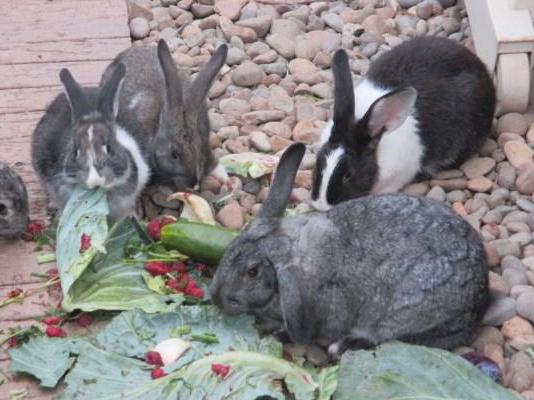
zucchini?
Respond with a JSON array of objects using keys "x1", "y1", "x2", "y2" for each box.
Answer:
[{"x1": 160, "y1": 219, "x2": 239, "y2": 265}]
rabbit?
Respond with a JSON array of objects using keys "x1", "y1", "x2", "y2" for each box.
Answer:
[
  {"x1": 0, "y1": 162, "x2": 29, "y2": 238},
  {"x1": 32, "y1": 63, "x2": 151, "y2": 220},
  {"x1": 311, "y1": 36, "x2": 496, "y2": 211},
  {"x1": 211, "y1": 142, "x2": 489, "y2": 356},
  {"x1": 100, "y1": 40, "x2": 229, "y2": 190}
]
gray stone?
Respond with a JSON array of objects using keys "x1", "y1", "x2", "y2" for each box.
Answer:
[
  {"x1": 249, "y1": 131, "x2": 272, "y2": 152},
  {"x1": 482, "y1": 296, "x2": 517, "y2": 326},
  {"x1": 232, "y1": 62, "x2": 264, "y2": 87},
  {"x1": 129, "y1": 17, "x2": 150, "y2": 39},
  {"x1": 426, "y1": 186, "x2": 446, "y2": 202},
  {"x1": 517, "y1": 292, "x2": 534, "y2": 323},
  {"x1": 491, "y1": 238, "x2": 521, "y2": 257},
  {"x1": 323, "y1": 13, "x2": 343, "y2": 33}
]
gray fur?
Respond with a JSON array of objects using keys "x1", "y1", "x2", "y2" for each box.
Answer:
[
  {"x1": 32, "y1": 65, "x2": 150, "y2": 220},
  {"x1": 101, "y1": 41, "x2": 228, "y2": 189},
  {"x1": 211, "y1": 143, "x2": 489, "y2": 354},
  {"x1": 0, "y1": 162, "x2": 28, "y2": 238}
]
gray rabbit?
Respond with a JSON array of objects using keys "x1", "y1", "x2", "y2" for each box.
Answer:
[
  {"x1": 0, "y1": 163, "x2": 28, "y2": 238},
  {"x1": 211, "y1": 143, "x2": 489, "y2": 355},
  {"x1": 101, "y1": 40, "x2": 228, "y2": 189},
  {"x1": 32, "y1": 64, "x2": 151, "y2": 220}
]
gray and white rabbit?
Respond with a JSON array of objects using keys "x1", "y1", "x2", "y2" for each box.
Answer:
[
  {"x1": 32, "y1": 63, "x2": 151, "y2": 220},
  {"x1": 311, "y1": 36, "x2": 496, "y2": 211},
  {"x1": 0, "y1": 162, "x2": 28, "y2": 238},
  {"x1": 211, "y1": 142, "x2": 489, "y2": 355},
  {"x1": 101, "y1": 40, "x2": 228, "y2": 189}
]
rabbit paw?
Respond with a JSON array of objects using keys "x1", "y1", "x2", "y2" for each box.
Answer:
[{"x1": 328, "y1": 333, "x2": 377, "y2": 359}]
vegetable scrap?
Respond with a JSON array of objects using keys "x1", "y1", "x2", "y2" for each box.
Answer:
[
  {"x1": 79, "y1": 233, "x2": 91, "y2": 253},
  {"x1": 45, "y1": 326, "x2": 66, "y2": 338},
  {"x1": 211, "y1": 363, "x2": 230, "y2": 379}
]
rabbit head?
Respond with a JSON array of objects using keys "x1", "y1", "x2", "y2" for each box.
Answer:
[
  {"x1": 59, "y1": 64, "x2": 133, "y2": 192},
  {"x1": 311, "y1": 49, "x2": 417, "y2": 211},
  {"x1": 0, "y1": 163, "x2": 29, "y2": 238},
  {"x1": 151, "y1": 40, "x2": 227, "y2": 189},
  {"x1": 210, "y1": 143, "x2": 309, "y2": 338}
]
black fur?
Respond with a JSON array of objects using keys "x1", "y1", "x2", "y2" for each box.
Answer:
[{"x1": 312, "y1": 36, "x2": 496, "y2": 209}]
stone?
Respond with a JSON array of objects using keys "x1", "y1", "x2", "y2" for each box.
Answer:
[
  {"x1": 497, "y1": 112, "x2": 529, "y2": 136},
  {"x1": 426, "y1": 185, "x2": 446, "y2": 202},
  {"x1": 191, "y1": 3, "x2": 214, "y2": 18},
  {"x1": 502, "y1": 316, "x2": 534, "y2": 339},
  {"x1": 249, "y1": 131, "x2": 272, "y2": 152},
  {"x1": 226, "y1": 47, "x2": 246, "y2": 65},
  {"x1": 504, "y1": 141, "x2": 534, "y2": 170},
  {"x1": 217, "y1": 126, "x2": 239, "y2": 140},
  {"x1": 243, "y1": 110, "x2": 285, "y2": 124},
  {"x1": 472, "y1": 326, "x2": 505, "y2": 352},
  {"x1": 219, "y1": 98, "x2": 251, "y2": 117},
  {"x1": 288, "y1": 58, "x2": 317, "y2": 75},
  {"x1": 220, "y1": 17, "x2": 257, "y2": 43},
  {"x1": 398, "y1": 0, "x2": 422, "y2": 7},
  {"x1": 517, "y1": 292, "x2": 534, "y2": 323},
  {"x1": 266, "y1": 34, "x2": 296, "y2": 59},
  {"x1": 224, "y1": 138, "x2": 249, "y2": 153},
  {"x1": 295, "y1": 37, "x2": 321, "y2": 60},
  {"x1": 489, "y1": 271, "x2": 510, "y2": 297},
  {"x1": 236, "y1": 16, "x2": 272, "y2": 38},
  {"x1": 214, "y1": 0, "x2": 246, "y2": 20},
  {"x1": 253, "y1": 49, "x2": 277, "y2": 64},
  {"x1": 503, "y1": 267, "x2": 529, "y2": 287},
  {"x1": 295, "y1": 170, "x2": 312, "y2": 189},
  {"x1": 491, "y1": 238, "x2": 521, "y2": 257},
  {"x1": 263, "y1": 122, "x2": 292, "y2": 139},
  {"x1": 270, "y1": 135, "x2": 293, "y2": 152},
  {"x1": 269, "y1": 86, "x2": 293, "y2": 114},
  {"x1": 497, "y1": 163, "x2": 516, "y2": 189},
  {"x1": 216, "y1": 201, "x2": 244, "y2": 229},
  {"x1": 362, "y1": 14, "x2": 389, "y2": 34},
  {"x1": 404, "y1": 182, "x2": 429, "y2": 196},
  {"x1": 416, "y1": 0, "x2": 433, "y2": 19},
  {"x1": 517, "y1": 166, "x2": 534, "y2": 195},
  {"x1": 429, "y1": 178, "x2": 467, "y2": 190},
  {"x1": 460, "y1": 157, "x2": 495, "y2": 178},
  {"x1": 270, "y1": 18, "x2": 301, "y2": 36},
  {"x1": 306, "y1": 344, "x2": 328, "y2": 366},
  {"x1": 261, "y1": 62, "x2": 288, "y2": 76},
  {"x1": 323, "y1": 13, "x2": 343, "y2": 33},
  {"x1": 482, "y1": 296, "x2": 516, "y2": 326},
  {"x1": 442, "y1": 17, "x2": 460, "y2": 34},
  {"x1": 467, "y1": 177, "x2": 492, "y2": 193},
  {"x1": 305, "y1": 30, "x2": 341, "y2": 53},
  {"x1": 509, "y1": 352, "x2": 534, "y2": 392},
  {"x1": 232, "y1": 62, "x2": 264, "y2": 87},
  {"x1": 292, "y1": 120, "x2": 320, "y2": 144},
  {"x1": 129, "y1": 17, "x2": 150, "y2": 39}
]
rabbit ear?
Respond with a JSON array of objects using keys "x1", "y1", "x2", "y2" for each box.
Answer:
[
  {"x1": 98, "y1": 62, "x2": 125, "y2": 120},
  {"x1": 157, "y1": 39, "x2": 182, "y2": 109},
  {"x1": 257, "y1": 142, "x2": 306, "y2": 220},
  {"x1": 362, "y1": 87, "x2": 417, "y2": 138},
  {"x1": 330, "y1": 49, "x2": 355, "y2": 142},
  {"x1": 59, "y1": 68, "x2": 91, "y2": 121},
  {"x1": 276, "y1": 265, "x2": 314, "y2": 344},
  {"x1": 190, "y1": 44, "x2": 228, "y2": 108}
]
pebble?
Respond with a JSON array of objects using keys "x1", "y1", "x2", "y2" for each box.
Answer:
[
  {"x1": 467, "y1": 177, "x2": 492, "y2": 193},
  {"x1": 517, "y1": 292, "x2": 534, "y2": 323},
  {"x1": 266, "y1": 34, "x2": 296, "y2": 59},
  {"x1": 129, "y1": 17, "x2": 150, "y2": 39},
  {"x1": 232, "y1": 61, "x2": 264, "y2": 87},
  {"x1": 323, "y1": 13, "x2": 343, "y2": 33},
  {"x1": 502, "y1": 316, "x2": 534, "y2": 339},
  {"x1": 482, "y1": 296, "x2": 517, "y2": 326},
  {"x1": 220, "y1": 17, "x2": 257, "y2": 43},
  {"x1": 216, "y1": 201, "x2": 244, "y2": 229},
  {"x1": 426, "y1": 185, "x2": 446, "y2": 202},
  {"x1": 497, "y1": 113, "x2": 529, "y2": 136},
  {"x1": 504, "y1": 141, "x2": 533, "y2": 170},
  {"x1": 236, "y1": 16, "x2": 272, "y2": 38},
  {"x1": 249, "y1": 131, "x2": 272, "y2": 152},
  {"x1": 460, "y1": 157, "x2": 495, "y2": 179},
  {"x1": 517, "y1": 166, "x2": 534, "y2": 195}
]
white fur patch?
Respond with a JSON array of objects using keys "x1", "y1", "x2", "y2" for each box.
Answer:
[
  {"x1": 353, "y1": 79, "x2": 390, "y2": 120},
  {"x1": 210, "y1": 163, "x2": 229, "y2": 182},
  {"x1": 85, "y1": 125, "x2": 106, "y2": 188},
  {"x1": 311, "y1": 147, "x2": 344, "y2": 212},
  {"x1": 128, "y1": 93, "x2": 144, "y2": 110},
  {"x1": 115, "y1": 126, "x2": 150, "y2": 196},
  {"x1": 319, "y1": 120, "x2": 334, "y2": 145}
]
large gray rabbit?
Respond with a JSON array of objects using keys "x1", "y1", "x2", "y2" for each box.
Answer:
[
  {"x1": 0, "y1": 162, "x2": 28, "y2": 238},
  {"x1": 32, "y1": 64, "x2": 151, "y2": 220},
  {"x1": 101, "y1": 40, "x2": 228, "y2": 189},
  {"x1": 211, "y1": 143, "x2": 489, "y2": 355}
]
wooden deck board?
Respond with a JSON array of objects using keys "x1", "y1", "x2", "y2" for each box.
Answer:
[{"x1": 0, "y1": 0, "x2": 130, "y2": 396}]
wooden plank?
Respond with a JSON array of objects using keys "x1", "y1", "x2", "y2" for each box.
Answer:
[
  {"x1": 0, "y1": 87, "x2": 61, "y2": 115},
  {"x1": 0, "y1": 60, "x2": 108, "y2": 90},
  {"x1": 0, "y1": 37, "x2": 129, "y2": 65},
  {"x1": 0, "y1": 0, "x2": 129, "y2": 44}
]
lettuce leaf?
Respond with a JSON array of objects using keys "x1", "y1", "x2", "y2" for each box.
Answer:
[{"x1": 56, "y1": 188, "x2": 183, "y2": 313}]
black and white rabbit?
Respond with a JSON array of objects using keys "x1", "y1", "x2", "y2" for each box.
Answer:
[
  {"x1": 311, "y1": 36, "x2": 496, "y2": 211},
  {"x1": 101, "y1": 40, "x2": 228, "y2": 189},
  {"x1": 211, "y1": 142, "x2": 489, "y2": 355},
  {"x1": 32, "y1": 64, "x2": 151, "y2": 220},
  {"x1": 0, "y1": 162, "x2": 29, "y2": 238}
]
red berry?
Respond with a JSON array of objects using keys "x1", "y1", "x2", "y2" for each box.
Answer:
[
  {"x1": 144, "y1": 261, "x2": 171, "y2": 276},
  {"x1": 146, "y1": 219, "x2": 162, "y2": 241},
  {"x1": 45, "y1": 326, "x2": 66, "y2": 338},
  {"x1": 160, "y1": 216, "x2": 175, "y2": 227},
  {"x1": 211, "y1": 363, "x2": 230, "y2": 378},
  {"x1": 43, "y1": 316, "x2": 62, "y2": 325},
  {"x1": 166, "y1": 279, "x2": 182, "y2": 293},
  {"x1": 77, "y1": 313, "x2": 93, "y2": 327},
  {"x1": 145, "y1": 351, "x2": 163, "y2": 366},
  {"x1": 151, "y1": 367, "x2": 166, "y2": 379},
  {"x1": 79, "y1": 233, "x2": 91, "y2": 253},
  {"x1": 7, "y1": 288, "x2": 23, "y2": 298},
  {"x1": 170, "y1": 261, "x2": 187, "y2": 274},
  {"x1": 188, "y1": 287, "x2": 204, "y2": 299},
  {"x1": 7, "y1": 337, "x2": 17, "y2": 348},
  {"x1": 21, "y1": 220, "x2": 45, "y2": 241}
]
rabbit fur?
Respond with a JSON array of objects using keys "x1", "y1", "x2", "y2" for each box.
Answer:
[{"x1": 0, "y1": 162, "x2": 29, "y2": 238}]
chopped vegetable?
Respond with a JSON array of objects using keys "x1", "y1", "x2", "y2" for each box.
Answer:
[
  {"x1": 145, "y1": 351, "x2": 163, "y2": 366},
  {"x1": 211, "y1": 363, "x2": 230, "y2": 379},
  {"x1": 220, "y1": 152, "x2": 278, "y2": 178},
  {"x1": 150, "y1": 367, "x2": 166, "y2": 379},
  {"x1": 42, "y1": 316, "x2": 62, "y2": 326},
  {"x1": 77, "y1": 313, "x2": 93, "y2": 327},
  {"x1": 153, "y1": 338, "x2": 191, "y2": 366},
  {"x1": 168, "y1": 192, "x2": 216, "y2": 225},
  {"x1": 45, "y1": 326, "x2": 66, "y2": 338}
]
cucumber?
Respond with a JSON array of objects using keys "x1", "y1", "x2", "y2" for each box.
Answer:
[{"x1": 160, "y1": 219, "x2": 239, "y2": 265}]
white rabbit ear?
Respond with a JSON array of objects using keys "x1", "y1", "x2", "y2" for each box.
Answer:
[
  {"x1": 363, "y1": 87, "x2": 417, "y2": 138},
  {"x1": 275, "y1": 264, "x2": 314, "y2": 344}
]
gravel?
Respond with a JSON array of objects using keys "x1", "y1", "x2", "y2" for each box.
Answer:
[{"x1": 127, "y1": 0, "x2": 534, "y2": 395}]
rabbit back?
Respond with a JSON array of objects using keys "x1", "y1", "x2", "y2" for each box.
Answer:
[{"x1": 0, "y1": 162, "x2": 29, "y2": 238}]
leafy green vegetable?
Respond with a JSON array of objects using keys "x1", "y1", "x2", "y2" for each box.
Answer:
[
  {"x1": 56, "y1": 188, "x2": 183, "y2": 313},
  {"x1": 9, "y1": 307, "x2": 325, "y2": 399},
  {"x1": 219, "y1": 153, "x2": 278, "y2": 178},
  {"x1": 334, "y1": 341, "x2": 522, "y2": 400}
]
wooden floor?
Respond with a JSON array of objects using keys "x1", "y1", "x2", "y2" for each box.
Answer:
[{"x1": 0, "y1": 0, "x2": 130, "y2": 397}]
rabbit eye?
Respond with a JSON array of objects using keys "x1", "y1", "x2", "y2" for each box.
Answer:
[
  {"x1": 0, "y1": 203, "x2": 7, "y2": 216},
  {"x1": 171, "y1": 149, "x2": 179, "y2": 160},
  {"x1": 104, "y1": 144, "x2": 111, "y2": 155},
  {"x1": 247, "y1": 266, "x2": 259, "y2": 278},
  {"x1": 75, "y1": 149, "x2": 80, "y2": 159}
]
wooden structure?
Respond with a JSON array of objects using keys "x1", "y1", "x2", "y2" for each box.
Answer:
[{"x1": 0, "y1": 0, "x2": 130, "y2": 397}]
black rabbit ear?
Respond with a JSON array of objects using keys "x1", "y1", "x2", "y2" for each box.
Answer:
[
  {"x1": 59, "y1": 68, "x2": 91, "y2": 121},
  {"x1": 276, "y1": 265, "x2": 314, "y2": 344},
  {"x1": 330, "y1": 49, "x2": 355, "y2": 142},
  {"x1": 257, "y1": 142, "x2": 306, "y2": 220},
  {"x1": 362, "y1": 87, "x2": 417, "y2": 138},
  {"x1": 98, "y1": 62, "x2": 125, "y2": 120},
  {"x1": 157, "y1": 39, "x2": 182, "y2": 109},
  {"x1": 190, "y1": 44, "x2": 227, "y2": 109}
]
